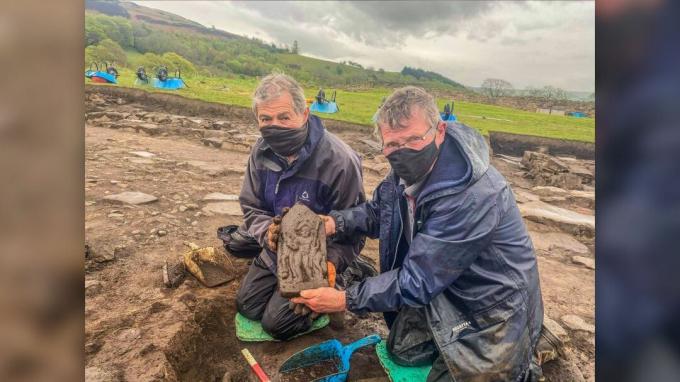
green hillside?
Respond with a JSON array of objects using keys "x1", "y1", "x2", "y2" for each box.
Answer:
[
  {"x1": 85, "y1": 0, "x2": 466, "y2": 91},
  {"x1": 84, "y1": 1, "x2": 594, "y2": 143}
]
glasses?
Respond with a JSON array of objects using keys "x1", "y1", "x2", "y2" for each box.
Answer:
[{"x1": 381, "y1": 125, "x2": 437, "y2": 155}]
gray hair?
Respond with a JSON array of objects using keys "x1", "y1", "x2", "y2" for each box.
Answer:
[
  {"x1": 375, "y1": 86, "x2": 440, "y2": 133},
  {"x1": 252, "y1": 73, "x2": 307, "y2": 116}
]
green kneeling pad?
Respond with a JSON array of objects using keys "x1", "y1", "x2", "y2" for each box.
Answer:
[
  {"x1": 234, "y1": 312, "x2": 330, "y2": 342},
  {"x1": 375, "y1": 340, "x2": 432, "y2": 382}
]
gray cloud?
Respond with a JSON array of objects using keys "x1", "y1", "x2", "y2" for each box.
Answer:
[
  {"x1": 235, "y1": 1, "x2": 495, "y2": 47},
  {"x1": 137, "y1": 1, "x2": 594, "y2": 92}
]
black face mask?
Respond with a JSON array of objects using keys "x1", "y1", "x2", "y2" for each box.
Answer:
[
  {"x1": 260, "y1": 124, "x2": 309, "y2": 157},
  {"x1": 386, "y1": 139, "x2": 440, "y2": 185}
]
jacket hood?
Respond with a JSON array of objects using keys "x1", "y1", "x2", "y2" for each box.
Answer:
[{"x1": 417, "y1": 122, "x2": 490, "y2": 202}]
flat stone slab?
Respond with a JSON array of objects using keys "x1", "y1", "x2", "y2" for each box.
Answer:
[
  {"x1": 135, "y1": 123, "x2": 162, "y2": 136},
  {"x1": 221, "y1": 139, "x2": 253, "y2": 154},
  {"x1": 571, "y1": 255, "x2": 595, "y2": 270},
  {"x1": 567, "y1": 190, "x2": 595, "y2": 209},
  {"x1": 543, "y1": 315, "x2": 570, "y2": 343},
  {"x1": 128, "y1": 158, "x2": 155, "y2": 165},
  {"x1": 513, "y1": 188, "x2": 540, "y2": 204},
  {"x1": 531, "y1": 186, "x2": 595, "y2": 210},
  {"x1": 103, "y1": 191, "x2": 158, "y2": 205},
  {"x1": 561, "y1": 314, "x2": 595, "y2": 333},
  {"x1": 202, "y1": 193, "x2": 239, "y2": 202},
  {"x1": 519, "y1": 201, "x2": 595, "y2": 237},
  {"x1": 110, "y1": 119, "x2": 145, "y2": 130},
  {"x1": 128, "y1": 151, "x2": 156, "y2": 158},
  {"x1": 201, "y1": 201, "x2": 242, "y2": 215},
  {"x1": 187, "y1": 161, "x2": 243, "y2": 177},
  {"x1": 530, "y1": 231, "x2": 589, "y2": 256},
  {"x1": 532, "y1": 186, "x2": 570, "y2": 198}
]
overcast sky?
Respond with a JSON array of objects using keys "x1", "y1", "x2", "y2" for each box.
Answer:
[{"x1": 135, "y1": 1, "x2": 594, "y2": 92}]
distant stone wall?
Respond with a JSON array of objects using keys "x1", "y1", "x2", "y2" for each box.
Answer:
[
  {"x1": 85, "y1": 85, "x2": 253, "y2": 120},
  {"x1": 85, "y1": 85, "x2": 373, "y2": 133},
  {"x1": 489, "y1": 131, "x2": 594, "y2": 160}
]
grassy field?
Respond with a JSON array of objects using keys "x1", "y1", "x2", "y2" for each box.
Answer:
[{"x1": 92, "y1": 67, "x2": 595, "y2": 143}]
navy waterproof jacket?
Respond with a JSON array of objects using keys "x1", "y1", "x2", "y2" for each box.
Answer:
[
  {"x1": 330, "y1": 122, "x2": 544, "y2": 381},
  {"x1": 239, "y1": 115, "x2": 365, "y2": 273}
]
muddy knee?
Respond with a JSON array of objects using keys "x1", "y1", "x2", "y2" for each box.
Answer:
[
  {"x1": 236, "y1": 287, "x2": 265, "y2": 320},
  {"x1": 260, "y1": 313, "x2": 290, "y2": 340},
  {"x1": 261, "y1": 308, "x2": 311, "y2": 340}
]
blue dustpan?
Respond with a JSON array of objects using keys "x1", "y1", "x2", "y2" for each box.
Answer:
[{"x1": 279, "y1": 334, "x2": 381, "y2": 382}]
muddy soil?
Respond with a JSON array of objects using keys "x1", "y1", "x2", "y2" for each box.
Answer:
[{"x1": 85, "y1": 89, "x2": 595, "y2": 381}]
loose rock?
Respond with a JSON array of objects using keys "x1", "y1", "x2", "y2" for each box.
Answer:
[
  {"x1": 103, "y1": 191, "x2": 158, "y2": 205},
  {"x1": 561, "y1": 315, "x2": 595, "y2": 333},
  {"x1": 128, "y1": 151, "x2": 156, "y2": 158},
  {"x1": 543, "y1": 315, "x2": 570, "y2": 343},
  {"x1": 128, "y1": 158, "x2": 154, "y2": 165},
  {"x1": 88, "y1": 245, "x2": 115, "y2": 263},
  {"x1": 201, "y1": 137, "x2": 223, "y2": 148},
  {"x1": 202, "y1": 192, "x2": 239, "y2": 202},
  {"x1": 521, "y1": 151, "x2": 585, "y2": 190},
  {"x1": 571, "y1": 255, "x2": 595, "y2": 270},
  {"x1": 202, "y1": 201, "x2": 242, "y2": 215}
]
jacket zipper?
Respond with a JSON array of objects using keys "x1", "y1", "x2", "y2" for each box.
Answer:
[{"x1": 391, "y1": 189, "x2": 403, "y2": 270}]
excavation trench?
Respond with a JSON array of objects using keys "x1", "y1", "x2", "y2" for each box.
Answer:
[
  {"x1": 162, "y1": 295, "x2": 386, "y2": 382},
  {"x1": 164, "y1": 297, "x2": 251, "y2": 382}
]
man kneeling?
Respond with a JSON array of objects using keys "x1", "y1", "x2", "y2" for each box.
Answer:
[
  {"x1": 235, "y1": 73, "x2": 364, "y2": 340},
  {"x1": 292, "y1": 87, "x2": 545, "y2": 381}
]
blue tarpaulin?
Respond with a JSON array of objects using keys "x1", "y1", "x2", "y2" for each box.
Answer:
[
  {"x1": 87, "y1": 71, "x2": 117, "y2": 84},
  {"x1": 440, "y1": 112, "x2": 457, "y2": 122},
  {"x1": 153, "y1": 77, "x2": 185, "y2": 90},
  {"x1": 310, "y1": 101, "x2": 339, "y2": 114},
  {"x1": 568, "y1": 111, "x2": 587, "y2": 118}
]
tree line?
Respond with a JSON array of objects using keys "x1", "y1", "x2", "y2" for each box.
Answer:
[{"x1": 479, "y1": 78, "x2": 589, "y2": 110}]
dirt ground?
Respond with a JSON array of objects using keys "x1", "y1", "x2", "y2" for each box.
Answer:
[{"x1": 84, "y1": 89, "x2": 595, "y2": 381}]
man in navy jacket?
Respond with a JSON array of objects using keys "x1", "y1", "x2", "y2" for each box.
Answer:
[
  {"x1": 236, "y1": 74, "x2": 365, "y2": 340},
  {"x1": 292, "y1": 87, "x2": 544, "y2": 381}
]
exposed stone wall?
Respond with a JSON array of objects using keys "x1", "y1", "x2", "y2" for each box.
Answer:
[{"x1": 489, "y1": 131, "x2": 594, "y2": 160}]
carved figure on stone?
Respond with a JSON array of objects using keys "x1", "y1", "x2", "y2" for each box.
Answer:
[{"x1": 277, "y1": 203, "x2": 328, "y2": 297}]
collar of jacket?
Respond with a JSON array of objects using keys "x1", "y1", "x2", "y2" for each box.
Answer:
[
  {"x1": 255, "y1": 114, "x2": 326, "y2": 173},
  {"x1": 386, "y1": 122, "x2": 489, "y2": 207}
]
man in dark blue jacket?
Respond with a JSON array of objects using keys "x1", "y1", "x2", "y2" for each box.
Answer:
[
  {"x1": 292, "y1": 87, "x2": 544, "y2": 381},
  {"x1": 236, "y1": 74, "x2": 365, "y2": 340}
]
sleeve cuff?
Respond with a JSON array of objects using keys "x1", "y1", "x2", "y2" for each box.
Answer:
[
  {"x1": 328, "y1": 210, "x2": 345, "y2": 242},
  {"x1": 344, "y1": 281, "x2": 361, "y2": 313}
]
